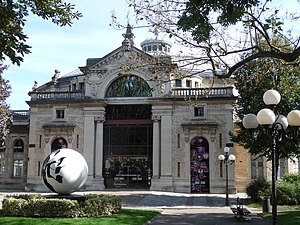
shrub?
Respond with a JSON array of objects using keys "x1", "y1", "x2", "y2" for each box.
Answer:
[
  {"x1": 2, "y1": 197, "x2": 27, "y2": 217},
  {"x1": 246, "y1": 177, "x2": 271, "y2": 202},
  {"x1": 80, "y1": 194, "x2": 122, "y2": 217},
  {"x1": 8, "y1": 194, "x2": 44, "y2": 200},
  {"x1": 282, "y1": 173, "x2": 300, "y2": 184},
  {"x1": 277, "y1": 180, "x2": 299, "y2": 205},
  {"x1": 2, "y1": 194, "x2": 122, "y2": 218},
  {"x1": 2, "y1": 196, "x2": 79, "y2": 218}
]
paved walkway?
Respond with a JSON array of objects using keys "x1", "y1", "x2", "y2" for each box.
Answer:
[{"x1": 0, "y1": 190, "x2": 271, "y2": 225}]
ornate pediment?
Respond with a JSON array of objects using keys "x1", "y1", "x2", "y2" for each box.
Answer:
[
  {"x1": 182, "y1": 122, "x2": 218, "y2": 143},
  {"x1": 88, "y1": 47, "x2": 154, "y2": 73},
  {"x1": 42, "y1": 123, "x2": 75, "y2": 143}
]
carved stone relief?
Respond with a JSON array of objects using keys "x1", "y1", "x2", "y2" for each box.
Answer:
[{"x1": 86, "y1": 73, "x2": 103, "y2": 97}]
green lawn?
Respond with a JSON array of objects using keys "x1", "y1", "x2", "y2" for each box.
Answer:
[
  {"x1": 262, "y1": 211, "x2": 300, "y2": 225},
  {"x1": 0, "y1": 208, "x2": 161, "y2": 225}
]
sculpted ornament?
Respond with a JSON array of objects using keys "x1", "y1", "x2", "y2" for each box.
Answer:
[{"x1": 86, "y1": 73, "x2": 103, "y2": 97}]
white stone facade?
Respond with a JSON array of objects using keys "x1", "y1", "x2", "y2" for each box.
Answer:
[{"x1": 8, "y1": 27, "x2": 237, "y2": 194}]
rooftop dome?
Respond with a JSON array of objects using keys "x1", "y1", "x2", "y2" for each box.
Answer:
[{"x1": 140, "y1": 38, "x2": 172, "y2": 55}]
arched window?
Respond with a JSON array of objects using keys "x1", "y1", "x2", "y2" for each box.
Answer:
[
  {"x1": 13, "y1": 139, "x2": 24, "y2": 152},
  {"x1": 51, "y1": 138, "x2": 68, "y2": 152},
  {"x1": 0, "y1": 139, "x2": 5, "y2": 175},
  {"x1": 190, "y1": 136, "x2": 210, "y2": 193},
  {"x1": 0, "y1": 139, "x2": 5, "y2": 152},
  {"x1": 106, "y1": 75, "x2": 152, "y2": 97}
]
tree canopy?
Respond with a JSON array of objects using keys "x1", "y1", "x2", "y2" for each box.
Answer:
[
  {"x1": 0, "y1": 0, "x2": 82, "y2": 65},
  {"x1": 231, "y1": 54, "x2": 300, "y2": 160},
  {"x1": 0, "y1": 64, "x2": 12, "y2": 139},
  {"x1": 125, "y1": 0, "x2": 300, "y2": 78}
]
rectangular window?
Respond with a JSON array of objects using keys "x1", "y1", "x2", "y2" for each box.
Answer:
[
  {"x1": 178, "y1": 162, "x2": 181, "y2": 177},
  {"x1": 251, "y1": 155, "x2": 264, "y2": 179},
  {"x1": 76, "y1": 134, "x2": 79, "y2": 148},
  {"x1": 79, "y1": 82, "x2": 85, "y2": 90},
  {"x1": 56, "y1": 109, "x2": 65, "y2": 119},
  {"x1": 279, "y1": 159, "x2": 285, "y2": 179},
  {"x1": 293, "y1": 158, "x2": 299, "y2": 173},
  {"x1": 186, "y1": 80, "x2": 191, "y2": 87},
  {"x1": 175, "y1": 79, "x2": 182, "y2": 87},
  {"x1": 72, "y1": 83, "x2": 76, "y2": 91},
  {"x1": 194, "y1": 107, "x2": 204, "y2": 117},
  {"x1": 0, "y1": 156, "x2": 5, "y2": 175},
  {"x1": 38, "y1": 161, "x2": 41, "y2": 176},
  {"x1": 14, "y1": 160, "x2": 23, "y2": 177},
  {"x1": 195, "y1": 81, "x2": 199, "y2": 88},
  {"x1": 177, "y1": 133, "x2": 180, "y2": 148},
  {"x1": 39, "y1": 135, "x2": 42, "y2": 148},
  {"x1": 220, "y1": 161, "x2": 223, "y2": 177}
]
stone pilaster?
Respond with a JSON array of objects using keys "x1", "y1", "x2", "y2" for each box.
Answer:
[
  {"x1": 150, "y1": 105, "x2": 174, "y2": 191},
  {"x1": 151, "y1": 115, "x2": 161, "y2": 179},
  {"x1": 93, "y1": 115, "x2": 105, "y2": 189}
]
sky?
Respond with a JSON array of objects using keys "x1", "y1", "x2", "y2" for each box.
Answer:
[
  {"x1": 4, "y1": 0, "x2": 151, "y2": 110},
  {"x1": 3, "y1": 0, "x2": 300, "y2": 110}
]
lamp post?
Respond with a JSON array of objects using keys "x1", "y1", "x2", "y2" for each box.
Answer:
[
  {"x1": 242, "y1": 89, "x2": 300, "y2": 225},
  {"x1": 218, "y1": 147, "x2": 236, "y2": 206}
]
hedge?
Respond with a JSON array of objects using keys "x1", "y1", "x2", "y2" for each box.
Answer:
[{"x1": 2, "y1": 193, "x2": 122, "y2": 218}]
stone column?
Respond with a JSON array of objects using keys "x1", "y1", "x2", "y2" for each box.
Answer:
[
  {"x1": 83, "y1": 111, "x2": 95, "y2": 176},
  {"x1": 161, "y1": 114, "x2": 172, "y2": 177},
  {"x1": 151, "y1": 115, "x2": 161, "y2": 179},
  {"x1": 94, "y1": 115, "x2": 105, "y2": 181}
]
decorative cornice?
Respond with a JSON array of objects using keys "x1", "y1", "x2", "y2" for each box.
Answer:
[
  {"x1": 181, "y1": 122, "x2": 218, "y2": 129},
  {"x1": 42, "y1": 123, "x2": 76, "y2": 130}
]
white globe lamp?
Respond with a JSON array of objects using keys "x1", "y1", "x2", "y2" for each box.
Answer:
[
  {"x1": 257, "y1": 108, "x2": 276, "y2": 125},
  {"x1": 242, "y1": 113, "x2": 259, "y2": 129},
  {"x1": 287, "y1": 110, "x2": 300, "y2": 126},
  {"x1": 263, "y1": 90, "x2": 281, "y2": 106}
]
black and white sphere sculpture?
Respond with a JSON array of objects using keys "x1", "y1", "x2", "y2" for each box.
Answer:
[{"x1": 42, "y1": 148, "x2": 88, "y2": 194}]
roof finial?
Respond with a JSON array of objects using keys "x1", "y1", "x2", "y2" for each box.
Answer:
[
  {"x1": 153, "y1": 27, "x2": 159, "y2": 39},
  {"x1": 122, "y1": 24, "x2": 134, "y2": 50}
]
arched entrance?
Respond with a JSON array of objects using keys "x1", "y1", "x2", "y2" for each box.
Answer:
[
  {"x1": 103, "y1": 75, "x2": 153, "y2": 189},
  {"x1": 51, "y1": 137, "x2": 68, "y2": 152},
  {"x1": 190, "y1": 136, "x2": 210, "y2": 193},
  {"x1": 103, "y1": 105, "x2": 153, "y2": 189}
]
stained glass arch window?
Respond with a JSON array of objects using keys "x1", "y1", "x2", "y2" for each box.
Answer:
[
  {"x1": 51, "y1": 137, "x2": 68, "y2": 152},
  {"x1": 106, "y1": 75, "x2": 152, "y2": 97},
  {"x1": 190, "y1": 136, "x2": 210, "y2": 193}
]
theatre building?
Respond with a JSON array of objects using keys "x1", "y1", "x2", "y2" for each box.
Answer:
[{"x1": 1, "y1": 26, "x2": 237, "y2": 193}]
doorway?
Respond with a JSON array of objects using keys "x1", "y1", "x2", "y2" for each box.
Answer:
[
  {"x1": 103, "y1": 105, "x2": 153, "y2": 189},
  {"x1": 190, "y1": 136, "x2": 210, "y2": 193}
]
